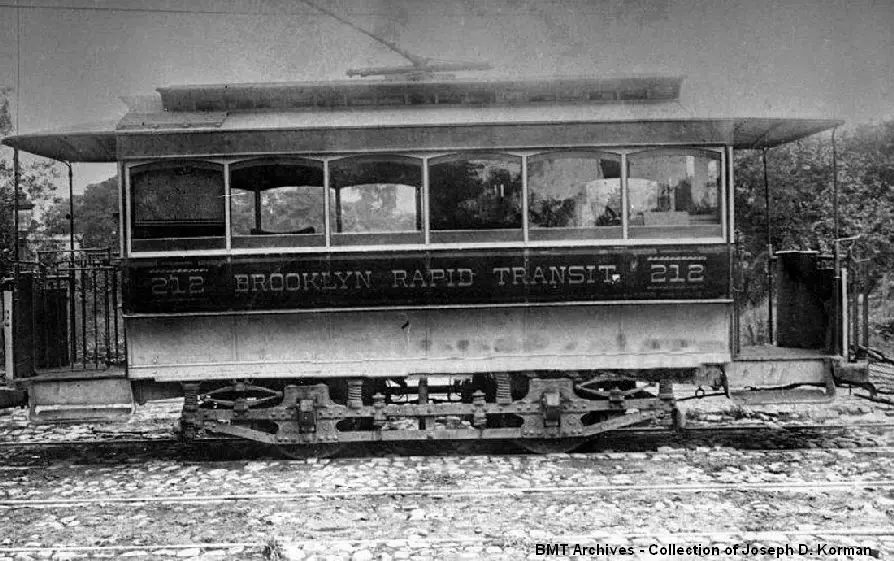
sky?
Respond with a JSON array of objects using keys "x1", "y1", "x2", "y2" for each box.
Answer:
[{"x1": 1, "y1": 0, "x2": 893, "y2": 196}]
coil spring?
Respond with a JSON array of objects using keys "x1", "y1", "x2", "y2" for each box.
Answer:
[
  {"x1": 495, "y1": 372, "x2": 512, "y2": 403},
  {"x1": 183, "y1": 384, "x2": 199, "y2": 411},
  {"x1": 347, "y1": 379, "x2": 363, "y2": 407}
]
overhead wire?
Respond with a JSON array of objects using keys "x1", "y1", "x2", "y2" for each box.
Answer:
[{"x1": 0, "y1": 1, "x2": 609, "y2": 17}]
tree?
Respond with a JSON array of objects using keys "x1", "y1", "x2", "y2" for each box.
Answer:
[
  {"x1": 735, "y1": 123, "x2": 894, "y2": 293},
  {"x1": 734, "y1": 122, "x2": 894, "y2": 345},
  {"x1": 1, "y1": 88, "x2": 64, "y2": 271},
  {"x1": 40, "y1": 177, "x2": 119, "y2": 251},
  {"x1": 429, "y1": 158, "x2": 522, "y2": 230},
  {"x1": 0, "y1": 87, "x2": 12, "y2": 137}
]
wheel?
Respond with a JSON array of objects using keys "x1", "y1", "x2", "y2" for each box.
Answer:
[
  {"x1": 514, "y1": 437, "x2": 588, "y2": 454},
  {"x1": 672, "y1": 407, "x2": 687, "y2": 431}
]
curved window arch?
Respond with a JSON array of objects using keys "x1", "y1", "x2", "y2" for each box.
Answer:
[
  {"x1": 329, "y1": 155, "x2": 423, "y2": 245},
  {"x1": 428, "y1": 152, "x2": 522, "y2": 242},
  {"x1": 130, "y1": 160, "x2": 225, "y2": 251},
  {"x1": 527, "y1": 150, "x2": 621, "y2": 241},
  {"x1": 229, "y1": 157, "x2": 325, "y2": 248},
  {"x1": 626, "y1": 148, "x2": 722, "y2": 239}
]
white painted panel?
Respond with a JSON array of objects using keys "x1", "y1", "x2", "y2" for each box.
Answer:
[{"x1": 126, "y1": 304, "x2": 731, "y2": 380}]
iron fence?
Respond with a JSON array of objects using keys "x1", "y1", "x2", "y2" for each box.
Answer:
[{"x1": 15, "y1": 248, "x2": 123, "y2": 375}]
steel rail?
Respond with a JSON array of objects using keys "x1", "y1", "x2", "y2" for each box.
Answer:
[
  {"x1": 2, "y1": 445, "x2": 894, "y2": 473},
  {"x1": 3, "y1": 479, "x2": 893, "y2": 508},
  {"x1": 0, "y1": 543, "x2": 264, "y2": 556},
  {"x1": 2, "y1": 529, "x2": 894, "y2": 556}
]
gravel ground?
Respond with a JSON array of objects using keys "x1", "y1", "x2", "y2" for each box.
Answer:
[{"x1": 1, "y1": 391, "x2": 893, "y2": 560}]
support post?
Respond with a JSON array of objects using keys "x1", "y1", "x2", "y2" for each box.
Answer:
[
  {"x1": 13, "y1": 149, "x2": 20, "y2": 262},
  {"x1": 762, "y1": 148, "x2": 775, "y2": 345},
  {"x1": 862, "y1": 263, "x2": 870, "y2": 348},
  {"x1": 840, "y1": 267, "x2": 848, "y2": 359},
  {"x1": 831, "y1": 128, "x2": 841, "y2": 355},
  {"x1": 65, "y1": 162, "x2": 77, "y2": 364}
]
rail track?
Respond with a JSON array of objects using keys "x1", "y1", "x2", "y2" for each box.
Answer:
[
  {"x1": 2, "y1": 425, "x2": 892, "y2": 559},
  {"x1": 2, "y1": 478, "x2": 894, "y2": 509},
  {"x1": 0, "y1": 527, "x2": 894, "y2": 554},
  {"x1": 1, "y1": 530, "x2": 892, "y2": 560}
]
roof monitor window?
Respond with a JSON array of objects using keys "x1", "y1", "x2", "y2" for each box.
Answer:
[
  {"x1": 429, "y1": 152, "x2": 522, "y2": 243},
  {"x1": 230, "y1": 159, "x2": 325, "y2": 248},
  {"x1": 329, "y1": 155, "x2": 423, "y2": 246},
  {"x1": 527, "y1": 151, "x2": 622, "y2": 241},
  {"x1": 130, "y1": 161, "x2": 225, "y2": 252},
  {"x1": 627, "y1": 149, "x2": 722, "y2": 239}
]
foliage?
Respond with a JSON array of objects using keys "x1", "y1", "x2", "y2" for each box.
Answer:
[
  {"x1": 338, "y1": 184, "x2": 418, "y2": 233},
  {"x1": 0, "y1": 87, "x2": 12, "y2": 137},
  {"x1": 734, "y1": 122, "x2": 894, "y2": 301},
  {"x1": 429, "y1": 159, "x2": 522, "y2": 230},
  {"x1": 330, "y1": 158, "x2": 421, "y2": 233},
  {"x1": 232, "y1": 186, "x2": 325, "y2": 234},
  {"x1": 0, "y1": 158, "x2": 61, "y2": 270},
  {"x1": 734, "y1": 121, "x2": 894, "y2": 347},
  {"x1": 1, "y1": 88, "x2": 64, "y2": 271},
  {"x1": 40, "y1": 177, "x2": 119, "y2": 251}
]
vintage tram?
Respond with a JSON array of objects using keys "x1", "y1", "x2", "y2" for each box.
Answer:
[{"x1": 1, "y1": 76, "x2": 869, "y2": 452}]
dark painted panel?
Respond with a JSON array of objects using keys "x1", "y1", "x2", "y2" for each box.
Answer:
[
  {"x1": 123, "y1": 246, "x2": 730, "y2": 314},
  {"x1": 13, "y1": 274, "x2": 35, "y2": 378},
  {"x1": 117, "y1": 121, "x2": 733, "y2": 158}
]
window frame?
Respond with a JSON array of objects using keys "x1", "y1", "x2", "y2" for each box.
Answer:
[
  {"x1": 327, "y1": 153, "x2": 425, "y2": 246},
  {"x1": 428, "y1": 151, "x2": 524, "y2": 243},
  {"x1": 625, "y1": 147, "x2": 724, "y2": 241},
  {"x1": 128, "y1": 159, "x2": 227, "y2": 253},
  {"x1": 526, "y1": 149, "x2": 623, "y2": 241},
  {"x1": 228, "y1": 156, "x2": 326, "y2": 249},
  {"x1": 124, "y1": 146, "x2": 728, "y2": 257}
]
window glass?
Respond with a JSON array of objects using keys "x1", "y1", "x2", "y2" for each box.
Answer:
[
  {"x1": 230, "y1": 159, "x2": 324, "y2": 248},
  {"x1": 130, "y1": 161, "x2": 225, "y2": 251},
  {"x1": 429, "y1": 153, "x2": 522, "y2": 242},
  {"x1": 627, "y1": 149, "x2": 722, "y2": 238},
  {"x1": 527, "y1": 151, "x2": 621, "y2": 240},
  {"x1": 329, "y1": 156, "x2": 422, "y2": 245}
]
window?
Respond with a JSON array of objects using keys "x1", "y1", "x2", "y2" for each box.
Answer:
[
  {"x1": 230, "y1": 159, "x2": 325, "y2": 248},
  {"x1": 329, "y1": 155, "x2": 423, "y2": 246},
  {"x1": 429, "y1": 152, "x2": 522, "y2": 243},
  {"x1": 627, "y1": 149, "x2": 722, "y2": 238},
  {"x1": 527, "y1": 151, "x2": 621, "y2": 240},
  {"x1": 130, "y1": 161, "x2": 225, "y2": 251}
]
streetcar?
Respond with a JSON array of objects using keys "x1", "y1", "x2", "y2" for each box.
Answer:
[{"x1": 1, "y1": 75, "x2": 869, "y2": 452}]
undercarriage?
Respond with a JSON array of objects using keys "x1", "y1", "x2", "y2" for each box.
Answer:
[{"x1": 179, "y1": 371, "x2": 699, "y2": 453}]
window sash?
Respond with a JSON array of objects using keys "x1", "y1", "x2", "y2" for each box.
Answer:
[{"x1": 125, "y1": 147, "x2": 728, "y2": 255}]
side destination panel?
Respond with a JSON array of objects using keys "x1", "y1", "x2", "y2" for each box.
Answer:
[
  {"x1": 123, "y1": 246, "x2": 729, "y2": 314},
  {"x1": 125, "y1": 303, "x2": 732, "y2": 381}
]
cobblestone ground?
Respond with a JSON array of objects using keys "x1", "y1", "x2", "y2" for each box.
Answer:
[{"x1": 1, "y1": 392, "x2": 893, "y2": 560}]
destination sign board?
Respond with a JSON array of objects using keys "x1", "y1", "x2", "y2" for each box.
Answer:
[{"x1": 122, "y1": 246, "x2": 730, "y2": 314}]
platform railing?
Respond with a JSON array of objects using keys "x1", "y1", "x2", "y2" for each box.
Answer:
[
  {"x1": 847, "y1": 255, "x2": 872, "y2": 360},
  {"x1": 24, "y1": 248, "x2": 124, "y2": 373}
]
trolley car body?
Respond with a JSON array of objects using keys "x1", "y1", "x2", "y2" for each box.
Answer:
[{"x1": 2, "y1": 76, "x2": 862, "y2": 447}]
